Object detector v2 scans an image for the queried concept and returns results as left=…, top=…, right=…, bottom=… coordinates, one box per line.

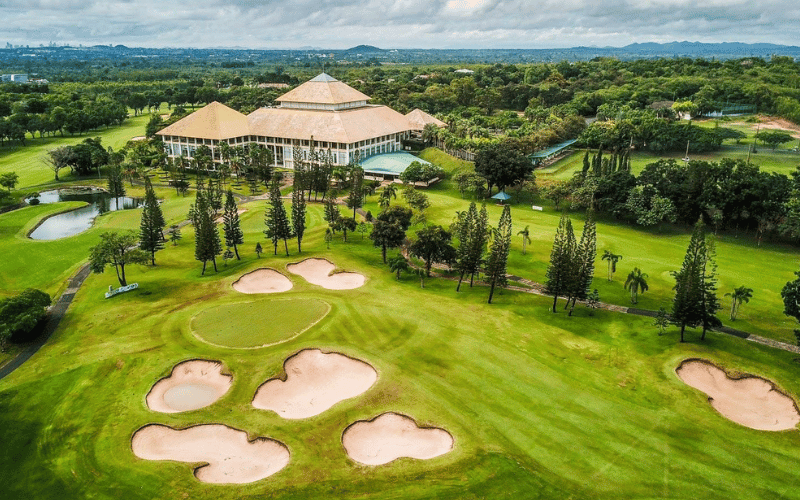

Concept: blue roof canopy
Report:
left=491, top=191, right=512, bottom=200
left=361, top=152, right=432, bottom=176
left=530, top=139, right=578, bottom=159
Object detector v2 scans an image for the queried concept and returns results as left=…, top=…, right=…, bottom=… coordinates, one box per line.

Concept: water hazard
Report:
left=28, top=187, right=142, bottom=240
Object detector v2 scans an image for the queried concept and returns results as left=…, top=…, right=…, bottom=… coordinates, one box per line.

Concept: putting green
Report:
left=191, top=298, right=330, bottom=348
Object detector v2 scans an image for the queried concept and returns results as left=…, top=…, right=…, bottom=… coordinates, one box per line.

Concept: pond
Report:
left=28, top=187, right=142, bottom=240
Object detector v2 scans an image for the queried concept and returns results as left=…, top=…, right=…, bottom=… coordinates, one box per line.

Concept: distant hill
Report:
left=343, top=45, right=386, bottom=53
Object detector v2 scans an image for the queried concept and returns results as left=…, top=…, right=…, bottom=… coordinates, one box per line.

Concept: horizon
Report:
left=2, top=0, right=799, bottom=51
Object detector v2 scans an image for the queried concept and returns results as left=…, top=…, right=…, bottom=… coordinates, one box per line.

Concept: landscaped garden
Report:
left=3, top=120, right=800, bottom=498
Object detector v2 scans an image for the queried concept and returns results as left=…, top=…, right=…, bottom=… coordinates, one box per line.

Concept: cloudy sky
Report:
left=2, top=0, right=799, bottom=49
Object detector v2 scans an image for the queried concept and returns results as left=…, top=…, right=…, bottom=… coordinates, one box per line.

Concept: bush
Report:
left=400, top=161, right=445, bottom=184
left=0, top=289, right=52, bottom=348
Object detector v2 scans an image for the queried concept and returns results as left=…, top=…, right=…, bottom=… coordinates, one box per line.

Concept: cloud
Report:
left=0, top=0, right=798, bottom=48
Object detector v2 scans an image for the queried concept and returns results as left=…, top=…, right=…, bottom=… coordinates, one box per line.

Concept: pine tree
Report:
left=700, top=236, right=722, bottom=340
left=567, top=215, right=596, bottom=316
left=107, top=163, right=125, bottom=199
left=292, top=187, right=307, bottom=253
left=454, top=202, right=477, bottom=291
left=194, top=193, right=221, bottom=275
left=222, top=190, right=244, bottom=260
left=324, top=196, right=340, bottom=228
left=546, top=214, right=576, bottom=312
left=264, top=181, right=293, bottom=256
left=139, top=177, right=164, bottom=265
left=470, top=204, right=490, bottom=287
left=167, top=225, right=182, bottom=246
left=671, top=220, right=706, bottom=342
left=346, top=166, right=364, bottom=220
left=486, top=205, right=512, bottom=304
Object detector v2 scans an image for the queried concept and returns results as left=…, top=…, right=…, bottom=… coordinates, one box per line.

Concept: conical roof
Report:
left=406, top=108, right=447, bottom=130
left=276, top=73, right=371, bottom=105
left=157, top=101, right=250, bottom=140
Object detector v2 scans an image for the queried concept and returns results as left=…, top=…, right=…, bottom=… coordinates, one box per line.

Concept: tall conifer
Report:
left=671, top=220, right=706, bottom=341
left=486, top=205, right=512, bottom=304
left=546, top=215, right=576, bottom=312
left=139, top=177, right=164, bottom=265
left=222, top=190, right=244, bottom=260
left=292, top=186, right=307, bottom=253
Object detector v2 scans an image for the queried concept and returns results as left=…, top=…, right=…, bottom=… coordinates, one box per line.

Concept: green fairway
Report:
left=191, top=298, right=330, bottom=348
left=2, top=147, right=800, bottom=499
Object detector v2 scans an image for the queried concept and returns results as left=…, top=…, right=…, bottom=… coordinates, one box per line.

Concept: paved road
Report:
left=0, top=264, right=92, bottom=381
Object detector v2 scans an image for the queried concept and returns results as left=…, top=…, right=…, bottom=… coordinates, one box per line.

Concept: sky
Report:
left=2, top=0, right=800, bottom=50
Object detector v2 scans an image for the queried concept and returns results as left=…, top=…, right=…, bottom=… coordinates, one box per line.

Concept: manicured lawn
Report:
left=0, top=113, right=156, bottom=191
left=2, top=204, right=800, bottom=498
left=191, top=298, right=330, bottom=348
left=2, top=149, right=800, bottom=498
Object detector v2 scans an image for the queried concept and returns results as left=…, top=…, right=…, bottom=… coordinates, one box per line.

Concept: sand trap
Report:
left=252, top=349, right=377, bottom=419
left=676, top=359, right=800, bottom=431
left=287, top=258, right=365, bottom=290
left=342, top=412, right=454, bottom=465
left=232, top=268, right=293, bottom=294
left=131, top=424, right=290, bottom=484
left=146, top=360, right=232, bottom=413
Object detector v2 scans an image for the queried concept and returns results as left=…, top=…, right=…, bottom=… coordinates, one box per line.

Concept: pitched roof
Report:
left=247, top=105, right=412, bottom=144
left=406, top=109, right=447, bottom=130
left=156, top=101, right=250, bottom=140
left=276, top=73, right=371, bottom=105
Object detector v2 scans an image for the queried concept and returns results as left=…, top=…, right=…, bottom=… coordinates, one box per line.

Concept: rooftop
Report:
left=156, top=101, right=250, bottom=140
left=276, top=73, right=371, bottom=105
left=361, top=152, right=432, bottom=176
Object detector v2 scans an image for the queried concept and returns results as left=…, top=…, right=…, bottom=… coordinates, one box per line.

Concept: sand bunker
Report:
left=232, top=268, right=293, bottom=294
left=131, top=424, right=290, bottom=484
left=342, top=412, right=454, bottom=465
left=287, top=258, right=365, bottom=290
left=252, top=349, right=377, bottom=419
left=146, top=360, right=232, bottom=413
left=676, top=359, right=800, bottom=431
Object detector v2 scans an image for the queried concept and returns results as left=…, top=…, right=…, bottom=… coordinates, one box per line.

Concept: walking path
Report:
left=0, top=264, right=92, bottom=381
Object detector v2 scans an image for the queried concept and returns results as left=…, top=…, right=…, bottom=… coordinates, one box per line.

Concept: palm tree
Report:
left=724, top=286, right=753, bottom=321
left=379, top=183, right=398, bottom=209
left=517, top=225, right=532, bottom=255
left=601, top=250, right=623, bottom=281
left=387, top=253, right=410, bottom=280
left=624, top=267, right=649, bottom=304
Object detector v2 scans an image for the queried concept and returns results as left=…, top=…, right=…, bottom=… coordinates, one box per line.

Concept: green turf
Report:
left=3, top=148, right=800, bottom=499
left=0, top=112, right=157, bottom=191
left=191, top=298, right=330, bottom=348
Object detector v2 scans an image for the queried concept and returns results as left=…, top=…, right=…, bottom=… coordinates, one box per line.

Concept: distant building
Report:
left=454, top=68, right=475, bottom=74
left=157, top=73, right=447, bottom=174
left=1, top=74, right=29, bottom=83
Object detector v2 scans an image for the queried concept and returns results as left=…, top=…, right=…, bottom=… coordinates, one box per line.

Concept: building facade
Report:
left=157, top=73, right=444, bottom=171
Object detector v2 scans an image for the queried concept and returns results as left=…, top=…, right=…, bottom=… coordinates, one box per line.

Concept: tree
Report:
left=654, top=306, right=670, bottom=335
left=370, top=214, right=407, bottom=263
left=167, top=225, right=182, bottom=246
left=89, top=231, right=149, bottom=287
left=601, top=250, right=622, bottom=281
left=725, top=286, right=753, bottom=321
left=291, top=187, right=307, bottom=252
left=379, top=183, right=398, bottom=209
left=671, top=220, right=707, bottom=342
left=45, top=146, right=75, bottom=181
left=324, top=228, right=333, bottom=249
left=758, top=130, right=794, bottom=150
left=335, top=217, right=357, bottom=242
left=486, top=205, right=512, bottom=304
left=264, top=181, right=293, bottom=256
left=409, top=225, right=456, bottom=277
left=139, top=177, right=165, bottom=265
left=194, top=193, right=222, bottom=275
left=357, top=221, right=370, bottom=240
left=474, top=142, right=533, bottom=195
left=541, top=180, right=572, bottom=210
left=255, top=242, right=263, bottom=258
left=0, top=289, right=51, bottom=348
left=345, top=166, right=364, bottom=219
left=0, top=172, right=19, bottom=191
left=699, top=237, right=722, bottom=339
left=624, top=268, right=649, bottom=304
left=517, top=225, right=532, bottom=255
left=545, top=214, right=576, bottom=312
left=387, top=253, right=410, bottom=280
left=222, top=190, right=244, bottom=259
left=453, top=202, right=486, bottom=291
left=586, top=289, right=600, bottom=316
left=107, top=163, right=125, bottom=199
left=566, top=216, right=597, bottom=315
left=782, top=267, right=800, bottom=345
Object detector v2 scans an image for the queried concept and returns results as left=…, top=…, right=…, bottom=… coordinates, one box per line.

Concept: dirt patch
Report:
left=342, top=412, right=454, bottom=465
left=131, top=424, right=289, bottom=484
left=252, top=349, right=377, bottom=419
left=676, top=359, right=800, bottom=431
left=232, top=268, right=293, bottom=294
left=753, top=117, right=800, bottom=139
left=216, top=208, right=247, bottom=224
left=146, top=360, right=232, bottom=413
left=287, top=258, right=365, bottom=290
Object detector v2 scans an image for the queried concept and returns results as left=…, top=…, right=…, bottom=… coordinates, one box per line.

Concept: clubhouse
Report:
left=157, top=73, right=445, bottom=171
